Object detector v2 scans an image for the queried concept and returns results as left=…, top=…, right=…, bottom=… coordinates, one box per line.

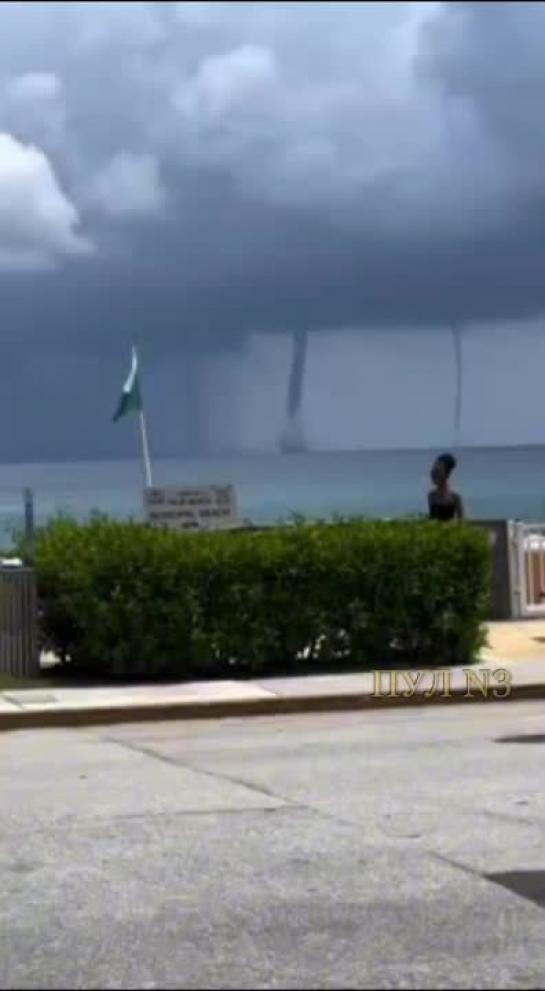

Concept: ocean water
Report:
left=1, top=445, right=545, bottom=545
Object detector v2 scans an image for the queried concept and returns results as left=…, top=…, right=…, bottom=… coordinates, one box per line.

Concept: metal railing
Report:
left=0, top=566, right=39, bottom=678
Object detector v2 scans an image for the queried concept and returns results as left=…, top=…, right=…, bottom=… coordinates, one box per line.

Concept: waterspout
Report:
left=279, top=329, right=309, bottom=452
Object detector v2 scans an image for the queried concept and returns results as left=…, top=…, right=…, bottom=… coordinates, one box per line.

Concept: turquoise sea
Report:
left=1, top=446, right=545, bottom=544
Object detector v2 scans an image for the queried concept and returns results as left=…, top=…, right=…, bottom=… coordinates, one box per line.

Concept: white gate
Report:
left=509, top=521, right=545, bottom=618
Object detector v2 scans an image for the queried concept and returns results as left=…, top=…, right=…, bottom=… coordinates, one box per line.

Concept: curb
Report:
left=1, top=679, right=544, bottom=732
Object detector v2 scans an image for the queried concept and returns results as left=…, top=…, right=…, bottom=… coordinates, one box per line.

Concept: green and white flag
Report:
left=112, top=346, right=153, bottom=486
left=112, top=347, right=143, bottom=422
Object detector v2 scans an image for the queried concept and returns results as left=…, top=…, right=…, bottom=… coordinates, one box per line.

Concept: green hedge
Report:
left=31, top=516, right=491, bottom=679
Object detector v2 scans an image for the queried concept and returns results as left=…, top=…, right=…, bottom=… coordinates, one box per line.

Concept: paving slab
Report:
left=256, top=673, right=377, bottom=697
left=4, top=680, right=276, bottom=712
left=0, top=698, right=19, bottom=714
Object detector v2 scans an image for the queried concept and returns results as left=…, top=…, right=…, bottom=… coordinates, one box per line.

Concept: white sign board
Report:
left=144, top=484, right=238, bottom=532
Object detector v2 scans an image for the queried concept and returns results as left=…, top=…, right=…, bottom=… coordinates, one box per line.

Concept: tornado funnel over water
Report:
left=280, top=329, right=308, bottom=452
left=452, top=323, right=463, bottom=449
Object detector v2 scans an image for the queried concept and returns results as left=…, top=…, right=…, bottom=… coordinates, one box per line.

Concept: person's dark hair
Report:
left=437, top=453, right=457, bottom=478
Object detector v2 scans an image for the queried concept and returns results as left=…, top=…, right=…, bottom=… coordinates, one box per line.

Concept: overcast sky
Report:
left=1, top=0, right=545, bottom=460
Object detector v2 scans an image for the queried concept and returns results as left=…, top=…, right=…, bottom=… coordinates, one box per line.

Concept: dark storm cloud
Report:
left=5, top=187, right=545, bottom=359
left=0, top=1, right=545, bottom=457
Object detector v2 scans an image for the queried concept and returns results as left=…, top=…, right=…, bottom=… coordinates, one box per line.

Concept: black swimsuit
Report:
left=429, top=499, right=457, bottom=522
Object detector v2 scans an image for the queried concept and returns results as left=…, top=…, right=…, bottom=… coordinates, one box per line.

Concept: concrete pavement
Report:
left=0, top=702, right=544, bottom=989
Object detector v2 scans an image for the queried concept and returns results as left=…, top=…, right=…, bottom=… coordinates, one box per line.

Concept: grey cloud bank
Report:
left=0, top=1, right=544, bottom=458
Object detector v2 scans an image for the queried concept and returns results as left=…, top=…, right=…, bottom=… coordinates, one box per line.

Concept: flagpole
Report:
left=132, top=344, right=153, bottom=487
left=113, top=344, right=154, bottom=488
left=138, top=408, right=153, bottom=487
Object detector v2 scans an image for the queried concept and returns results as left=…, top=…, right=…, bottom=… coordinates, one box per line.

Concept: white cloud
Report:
left=172, top=43, right=282, bottom=169
left=2, top=70, right=66, bottom=156
left=0, top=2, right=543, bottom=245
left=71, top=1, right=165, bottom=51
left=86, top=151, right=165, bottom=216
left=166, top=4, right=469, bottom=229
left=5, top=71, right=62, bottom=103
left=174, top=44, right=279, bottom=122
left=0, top=132, right=91, bottom=270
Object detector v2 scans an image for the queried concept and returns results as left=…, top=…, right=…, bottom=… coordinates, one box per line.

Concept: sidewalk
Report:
left=1, top=621, right=545, bottom=731
left=482, top=619, right=545, bottom=663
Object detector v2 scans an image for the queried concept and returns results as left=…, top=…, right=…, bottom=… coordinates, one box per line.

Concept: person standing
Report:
left=428, top=453, right=464, bottom=521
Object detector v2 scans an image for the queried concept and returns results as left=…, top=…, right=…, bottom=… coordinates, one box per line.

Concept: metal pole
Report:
left=139, top=410, right=153, bottom=488
left=23, top=487, right=35, bottom=561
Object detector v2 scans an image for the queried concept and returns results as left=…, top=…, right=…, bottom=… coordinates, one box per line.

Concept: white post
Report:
left=513, top=521, right=527, bottom=618
left=508, top=520, right=521, bottom=619
left=138, top=409, right=153, bottom=488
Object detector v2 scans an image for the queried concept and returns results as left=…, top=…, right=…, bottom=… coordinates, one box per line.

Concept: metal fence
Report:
left=0, top=566, right=39, bottom=678
left=509, top=521, right=545, bottom=618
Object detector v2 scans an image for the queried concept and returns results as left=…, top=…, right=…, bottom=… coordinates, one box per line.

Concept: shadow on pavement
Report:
left=495, top=735, right=545, bottom=744
left=485, top=871, right=545, bottom=909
